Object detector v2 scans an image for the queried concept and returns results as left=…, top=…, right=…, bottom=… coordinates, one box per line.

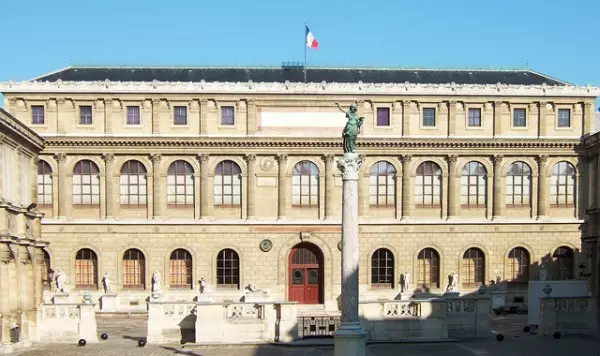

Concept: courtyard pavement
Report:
left=9, top=314, right=600, bottom=356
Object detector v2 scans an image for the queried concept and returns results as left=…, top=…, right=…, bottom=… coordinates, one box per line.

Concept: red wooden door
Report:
left=289, top=244, right=322, bottom=304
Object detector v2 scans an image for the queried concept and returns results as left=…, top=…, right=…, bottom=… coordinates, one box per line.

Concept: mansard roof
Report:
left=32, top=66, right=567, bottom=86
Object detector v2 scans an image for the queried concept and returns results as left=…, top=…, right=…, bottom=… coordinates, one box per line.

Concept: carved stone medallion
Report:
left=260, top=158, right=274, bottom=172
left=259, top=239, right=273, bottom=252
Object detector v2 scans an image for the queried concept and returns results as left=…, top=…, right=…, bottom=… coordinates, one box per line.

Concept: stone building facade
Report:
left=0, top=108, right=46, bottom=352
left=0, top=67, right=597, bottom=312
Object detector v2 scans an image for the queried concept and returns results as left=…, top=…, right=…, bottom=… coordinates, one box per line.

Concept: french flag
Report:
left=305, top=25, right=319, bottom=50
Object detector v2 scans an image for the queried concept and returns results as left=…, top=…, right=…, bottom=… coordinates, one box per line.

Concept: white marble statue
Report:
left=446, top=272, right=458, bottom=292
left=152, top=271, right=161, bottom=293
left=400, top=272, right=411, bottom=293
left=199, top=277, right=208, bottom=294
left=102, top=272, right=112, bottom=293
left=55, top=269, right=68, bottom=293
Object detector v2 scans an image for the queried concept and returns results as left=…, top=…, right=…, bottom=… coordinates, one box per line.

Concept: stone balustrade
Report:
left=445, top=296, right=491, bottom=338
left=540, top=296, right=597, bottom=336
left=147, top=301, right=197, bottom=344
left=37, top=303, right=97, bottom=343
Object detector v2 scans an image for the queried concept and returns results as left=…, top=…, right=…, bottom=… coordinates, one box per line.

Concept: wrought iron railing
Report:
left=298, top=315, right=341, bottom=338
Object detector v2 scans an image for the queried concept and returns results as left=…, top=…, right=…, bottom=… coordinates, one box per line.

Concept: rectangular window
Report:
left=31, top=106, right=45, bottom=124
left=174, top=106, right=187, bottom=125
left=221, top=106, right=235, bottom=125
left=513, top=109, right=526, bottom=127
left=376, top=107, right=390, bottom=126
left=79, top=106, right=93, bottom=125
left=558, top=109, right=571, bottom=128
left=468, top=108, right=481, bottom=127
left=423, top=108, right=436, bottom=127
left=127, top=106, right=141, bottom=125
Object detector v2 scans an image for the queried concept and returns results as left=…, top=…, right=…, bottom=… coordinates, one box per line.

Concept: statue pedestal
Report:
left=197, top=294, right=214, bottom=303
left=244, top=291, right=271, bottom=303
left=334, top=322, right=366, bottom=356
left=79, top=304, right=98, bottom=343
left=394, top=293, right=412, bottom=301
left=444, top=291, right=460, bottom=299
left=52, top=292, right=69, bottom=304
left=101, top=294, right=118, bottom=312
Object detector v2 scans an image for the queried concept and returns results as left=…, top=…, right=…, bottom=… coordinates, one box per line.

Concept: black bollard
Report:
left=523, top=326, right=530, bottom=333
left=100, top=333, right=108, bottom=340
left=496, top=334, right=504, bottom=342
left=553, top=332, right=561, bottom=339
left=138, top=339, right=146, bottom=347
left=78, top=339, right=86, bottom=346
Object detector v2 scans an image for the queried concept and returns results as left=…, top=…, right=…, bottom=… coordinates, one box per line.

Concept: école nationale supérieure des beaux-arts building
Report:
left=0, top=66, right=598, bottom=311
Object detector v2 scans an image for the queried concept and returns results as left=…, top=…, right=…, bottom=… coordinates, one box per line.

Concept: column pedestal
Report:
left=100, top=294, right=118, bottom=312
left=334, top=153, right=366, bottom=356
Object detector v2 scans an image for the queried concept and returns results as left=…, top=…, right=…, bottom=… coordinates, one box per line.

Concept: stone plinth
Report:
left=78, top=304, right=98, bottom=343
left=244, top=291, right=271, bottom=303
left=51, top=293, right=70, bottom=304
left=334, top=153, right=366, bottom=356
left=196, top=294, right=214, bottom=303
left=100, top=294, right=118, bottom=312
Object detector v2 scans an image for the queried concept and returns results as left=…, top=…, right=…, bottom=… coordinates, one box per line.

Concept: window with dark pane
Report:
left=72, top=160, right=100, bottom=207
left=557, top=109, right=571, bottom=128
left=37, top=160, right=53, bottom=207
left=214, top=160, right=242, bottom=207
left=120, top=160, right=148, bottom=207
left=415, top=161, right=442, bottom=208
left=75, top=248, right=98, bottom=288
left=42, top=249, right=51, bottom=289
left=221, top=106, right=235, bottom=125
left=368, top=161, right=395, bottom=207
left=216, top=249, right=240, bottom=288
left=460, top=161, right=487, bottom=208
left=79, top=106, right=93, bottom=125
left=292, top=161, right=319, bottom=207
left=169, top=249, right=192, bottom=289
left=462, top=248, right=485, bottom=288
left=550, top=161, right=575, bottom=207
left=127, top=106, right=141, bottom=125
left=174, top=106, right=188, bottom=125
left=122, top=248, right=145, bottom=289
left=508, top=247, right=530, bottom=282
left=468, top=108, right=481, bottom=127
left=553, top=246, right=574, bottom=280
left=505, top=162, right=531, bottom=207
left=31, top=106, right=45, bottom=124
left=371, top=248, right=394, bottom=288
left=513, top=109, right=526, bottom=127
left=423, top=108, right=436, bottom=127
left=376, top=107, right=390, bottom=126
left=417, top=248, right=440, bottom=289
left=167, top=160, right=194, bottom=208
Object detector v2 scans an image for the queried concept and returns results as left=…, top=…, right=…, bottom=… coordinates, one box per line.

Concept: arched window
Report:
left=553, top=246, right=574, bottom=280
left=170, top=249, right=192, bottom=289
left=72, top=160, right=100, bottom=206
left=167, top=160, right=194, bottom=208
left=292, top=161, right=319, bottom=207
left=505, top=162, right=532, bottom=207
left=123, top=249, right=145, bottom=289
left=460, top=161, right=487, bottom=208
left=216, top=249, right=240, bottom=288
left=462, top=248, right=485, bottom=288
left=369, top=161, right=396, bottom=207
left=416, top=162, right=442, bottom=208
left=75, top=248, right=98, bottom=288
left=42, top=249, right=52, bottom=289
left=214, top=160, right=242, bottom=207
left=508, top=247, right=530, bottom=282
left=551, top=161, right=576, bottom=207
left=371, top=248, right=394, bottom=288
left=120, top=160, right=148, bottom=207
left=37, top=160, right=53, bottom=207
left=417, top=248, right=440, bottom=289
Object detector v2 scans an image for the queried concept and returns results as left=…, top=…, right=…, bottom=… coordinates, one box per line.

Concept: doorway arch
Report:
left=288, top=242, right=324, bottom=304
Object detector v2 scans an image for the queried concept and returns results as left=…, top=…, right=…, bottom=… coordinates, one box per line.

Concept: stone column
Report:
left=197, top=154, right=211, bottom=220
left=492, top=155, right=503, bottom=220
left=245, top=154, right=257, bottom=220
left=55, top=153, right=71, bottom=219
left=323, top=154, right=336, bottom=220
left=537, top=155, right=549, bottom=219
left=150, top=154, right=162, bottom=219
left=276, top=154, right=288, bottom=220
left=400, top=155, right=412, bottom=220
left=102, top=154, right=118, bottom=219
left=447, top=155, right=459, bottom=219
left=334, top=153, right=366, bottom=356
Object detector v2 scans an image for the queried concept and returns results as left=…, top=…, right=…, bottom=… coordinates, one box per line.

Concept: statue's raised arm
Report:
left=335, top=103, right=347, bottom=114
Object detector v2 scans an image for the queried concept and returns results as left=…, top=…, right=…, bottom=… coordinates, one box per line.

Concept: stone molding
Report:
left=1, top=80, right=598, bottom=97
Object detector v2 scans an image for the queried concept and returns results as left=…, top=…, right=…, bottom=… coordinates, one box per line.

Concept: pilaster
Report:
left=276, top=154, right=288, bottom=220
left=400, top=155, right=412, bottom=220
left=493, top=101, right=503, bottom=137
left=584, top=102, right=594, bottom=136
left=358, top=155, right=368, bottom=219
left=246, top=100, right=257, bottom=135
left=446, top=155, right=459, bottom=219
left=244, top=154, right=257, bottom=219
left=539, top=101, right=547, bottom=137
left=102, top=153, right=118, bottom=219
left=492, top=155, right=503, bottom=219
left=151, top=99, right=161, bottom=135
left=54, top=153, right=70, bottom=218
left=402, top=101, right=412, bottom=136
left=536, top=155, right=549, bottom=219
left=391, top=102, right=403, bottom=136
left=150, top=154, right=163, bottom=219
left=104, top=99, right=114, bottom=135
left=448, top=101, right=457, bottom=137
left=323, top=154, right=336, bottom=220
left=197, top=154, right=211, bottom=219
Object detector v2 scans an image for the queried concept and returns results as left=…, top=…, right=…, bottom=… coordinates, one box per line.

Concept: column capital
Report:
left=54, top=153, right=67, bottom=163
left=244, top=154, right=257, bottom=163
left=196, top=153, right=209, bottom=164
left=322, top=154, right=335, bottom=164
left=446, top=155, right=458, bottom=164
left=336, top=155, right=364, bottom=181
left=275, top=154, right=288, bottom=164
left=492, top=155, right=503, bottom=164
left=149, top=153, right=162, bottom=164
left=536, top=155, right=548, bottom=164
left=400, top=155, right=412, bottom=164
left=0, top=243, right=12, bottom=264
left=494, top=101, right=504, bottom=107
left=101, top=153, right=115, bottom=163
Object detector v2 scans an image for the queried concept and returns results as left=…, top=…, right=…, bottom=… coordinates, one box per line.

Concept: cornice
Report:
left=41, top=136, right=580, bottom=150
left=0, top=109, right=45, bottom=151
left=1, top=80, right=599, bottom=98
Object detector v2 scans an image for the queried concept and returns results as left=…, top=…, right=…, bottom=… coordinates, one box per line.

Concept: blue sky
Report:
left=1, top=0, right=598, bottom=106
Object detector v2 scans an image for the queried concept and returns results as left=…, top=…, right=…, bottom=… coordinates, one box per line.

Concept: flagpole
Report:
left=303, top=22, right=307, bottom=83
